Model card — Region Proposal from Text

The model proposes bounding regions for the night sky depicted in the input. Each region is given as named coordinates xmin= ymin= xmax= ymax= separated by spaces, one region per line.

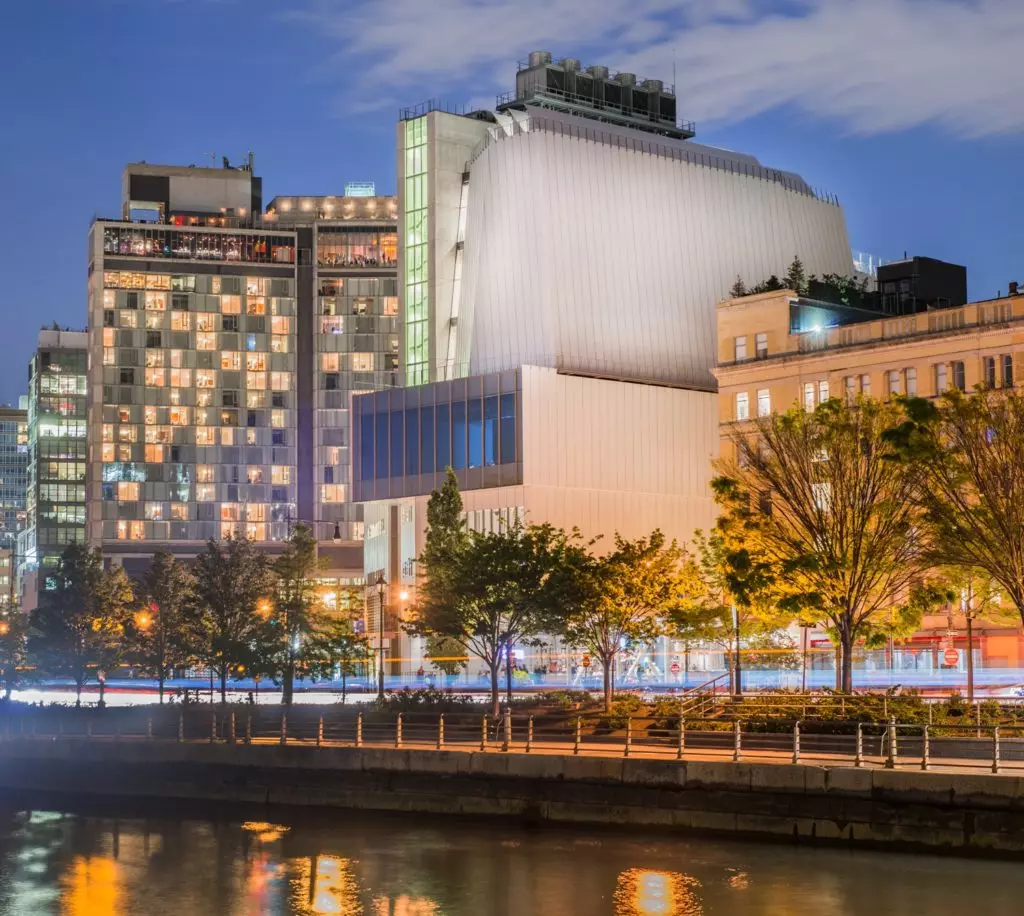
xmin=2 ymin=0 xmax=1021 ymax=404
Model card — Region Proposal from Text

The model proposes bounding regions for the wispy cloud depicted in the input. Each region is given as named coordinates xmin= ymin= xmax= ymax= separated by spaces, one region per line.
xmin=293 ymin=0 xmax=1024 ymax=137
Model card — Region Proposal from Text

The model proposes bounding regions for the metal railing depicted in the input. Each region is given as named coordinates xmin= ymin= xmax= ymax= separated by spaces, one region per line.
xmin=3 ymin=710 xmax=1021 ymax=775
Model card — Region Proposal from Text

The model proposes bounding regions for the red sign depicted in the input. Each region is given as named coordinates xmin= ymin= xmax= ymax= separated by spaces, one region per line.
xmin=581 ymin=655 xmax=591 ymax=669
xmin=670 ymin=662 xmax=681 ymax=674
xmin=943 ymin=648 xmax=960 ymax=666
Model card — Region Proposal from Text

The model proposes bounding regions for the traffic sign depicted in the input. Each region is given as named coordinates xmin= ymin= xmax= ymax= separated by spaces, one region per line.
xmin=582 ymin=655 xmax=591 ymax=669
xmin=943 ymin=648 xmax=960 ymax=666
xmin=670 ymin=661 xmax=681 ymax=674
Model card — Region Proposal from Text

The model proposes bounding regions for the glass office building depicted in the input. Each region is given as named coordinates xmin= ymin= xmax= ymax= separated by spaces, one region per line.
xmin=0 ymin=406 xmax=28 ymax=551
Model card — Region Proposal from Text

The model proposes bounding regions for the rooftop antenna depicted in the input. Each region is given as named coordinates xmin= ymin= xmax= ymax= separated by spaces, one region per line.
xmin=206 ymin=151 xmax=216 ymax=166
xmin=672 ymin=47 xmax=677 ymax=94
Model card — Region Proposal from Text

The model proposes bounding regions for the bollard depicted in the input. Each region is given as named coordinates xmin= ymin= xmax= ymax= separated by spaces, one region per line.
xmin=280 ymin=713 xmax=287 ymax=746
xmin=526 ymin=716 xmax=533 ymax=754
xmin=855 ymin=722 xmax=864 ymax=768
xmin=992 ymin=726 xmax=1001 ymax=774
xmin=395 ymin=713 xmax=403 ymax=749
xmin=921 ymin=725 xmax=930 ymax=771
xmin=677 ymin=718 xmax=685 ymax=760
xmin=502 ymin=709 xmax=512 ymax=752
xmin=574 ymin=717 xmax=581 ymax=756
xmin=885 ymin=716 xmax=897 ymax=769
xmin=792 ymin=721 xmax=801 ymax=765
xmin=229 ymin=711 xmax=236 ymax=746
xmin=624 ymin=717 xmax=632 ymax=758
xmin=210 ymin=711 xmax=216 ymax=744
xmin=316 ymin=715 xmax=323 ymax=748
xmin=177 ymin=714 xmax=183 ymax=743
xmin=356 ymin=712 xmax=363 ymax=748
xmin=883 ymin=696 xmax=888 ymax=721
xmin=732 ymin=721 xmax=742 ymax=763
xmin=246 ymin=714 xmax=252 ymax=746
xmin=481 ymin=715 xmax=488 ymax=752
xmin=437 ymin=714 xmax=445 ymax=750
xmin=976 ymin=701 xmax=982 ymax=739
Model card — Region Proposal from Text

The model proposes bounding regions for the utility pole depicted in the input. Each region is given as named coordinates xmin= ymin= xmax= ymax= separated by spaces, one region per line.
xmin=376 ymin=572 xmax=386 ymax=701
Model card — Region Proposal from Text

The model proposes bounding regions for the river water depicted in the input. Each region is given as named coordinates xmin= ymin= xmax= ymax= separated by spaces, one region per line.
xmin=0 ymin=807 xmax=1019 ymax=915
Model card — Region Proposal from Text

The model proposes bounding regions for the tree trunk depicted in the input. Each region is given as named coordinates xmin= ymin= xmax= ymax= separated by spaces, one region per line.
xmin=734 ymin=628 xmax=743 ymax=698
xmin=505 ymin=654 xmax=513 ymax=706
xmin=283 ymin=658 xmax=294 ymax=707
xmin=602 ymin=655 xmax=613 ymax=713
xmin=489 ymin=661 xmax=501 ymax=718
xmin=834 ymin=645 xmax=842 ymax=691
xmin=75 ymin=680 xmax=83 ymax=709
xmin=219 ymin=666 xmax=228 ymax=704
xmin=966 ymin=615 xmax=975 ymax=704
xmin=158 ymin=672 xmax=165 ymax=705
xmin=98 ymin=680 xmax=106 ymax=708
xmin=840 ymin=630 xmax=854 ymax=693
xmin=341 ymin=669 xmax=347 ymax=704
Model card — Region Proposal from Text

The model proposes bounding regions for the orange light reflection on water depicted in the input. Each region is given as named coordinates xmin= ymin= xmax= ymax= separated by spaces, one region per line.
xmin=61 ymin=856 xmax=123 ymax=916
xmin=613 ymin=868 xmax=703 ymax=916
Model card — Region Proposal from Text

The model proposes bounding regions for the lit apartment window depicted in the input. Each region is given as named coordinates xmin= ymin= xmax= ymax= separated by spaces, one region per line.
xmin=1003 ymin=354 xmax=1014 ymax=387
xmin=247 ymin=371 xmax=267 ymax=390
xmin=952 ymin=361 xmax=966 ymax=391
xmin=322 ymin=353 xmax=340 ymax=372
xmin=197 ymin=332 xmax=217 ymax=350
xmin=757 ymin=389 xmax=771 ymax=417
xmin=271 ymin=466 xmax=291 ymax=485
xmin=170 ymin=368 xmax=192 ymax=388
xmin=221 ymin=428 xmax=235 ymax=446
xmin=144 ymin=291 xmax=167 ymax=311
xmin=803 ymin=383 xmax=815 ymax=413
xmin=196 ymin=427 xmax=215 ymax=446
xmin=352 ymin=353 xmax=374 ymax=372
xmin=905 ymin=367 xmax=917 ymax=396
xmin=246 ymin=353 xmax=266 ymax=371
xmin=735 ymin=392 xmax=749 ymax=420
xmin=860 ymin=374 xmax=871 ymax=396
xmin=171 ymin=503 xmax=188 ymax=521
xmin=221 ymin=351 xmax=240 ymax=371
xmin=247 ymin=278 xmax=267 ymax=296
xmin=935 ymin=363 xmax=948 ymax=393
xmin=169 ymin=407 xmax=190 ymax=426
xmin=103 ymin=328 xmax=115 ymax=347
xmin=145 ymin=503 xmax=164 ymax=521
xmin=196 ymin=314 xmax=215 ymax=332
xmin=844 ymin=376 xmax=856 ymax=404
xmin=271 ymin=316 xmax=291 ymax=335
xmin=322 ymin=484 xmax=345 ymax=503
xmin=221 ymin=295 xmax=241 ymax=314
xmin=984 ymin=356 xmax=997 ymax=389
xmin=171 ymin=312 xmax=191 ymax=331
xmin=818 ymin=380 xmax=829 ymax=403
xmin=247 ymin=297 xmax=266 ymax=315
xmin=755 ymin=333 xmax=768 ymax=358
xmin=144 ymin=444 xmax=164 ymax=463
xmin=271 ymin=336 xmax=289 ymax=353
xmin=196 ymin=370 xmax=216 ymax=388
xmin=888 ymin=370 xmax=901 ymax=396
xmin=117 ymin=481 xmax=140 ymax=502
xmin=734 ymin=336 xmax=747 ymax=361
xmin=270 ymin=372 xmax=291 ymax=391
xmin=271 ymin=409 xmax=286 ymax=428
xmin=101 ymin=443 xmax=115 ymax=461
xmin=197 ymin=484 xmax=215 ymax=502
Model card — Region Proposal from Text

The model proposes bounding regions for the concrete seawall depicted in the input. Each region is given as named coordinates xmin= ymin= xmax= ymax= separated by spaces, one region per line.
xmin=1 ymin=740 xmax=1023 ymax=857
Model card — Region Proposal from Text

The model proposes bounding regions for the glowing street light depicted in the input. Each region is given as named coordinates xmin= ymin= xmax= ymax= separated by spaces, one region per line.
xmin=0 ymin=620 xmax=9 ymax=637
xmin=134 ymin=609 xmax=152 ymax=630
xmin=256 ymin=598 xmax=273 ymax=620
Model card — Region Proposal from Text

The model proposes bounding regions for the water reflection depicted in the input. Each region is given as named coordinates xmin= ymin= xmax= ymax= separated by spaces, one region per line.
xmin=0 ymin=807 xmax=1022 ymax=915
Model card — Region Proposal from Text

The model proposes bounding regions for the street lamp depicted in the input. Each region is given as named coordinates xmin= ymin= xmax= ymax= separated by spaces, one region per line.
xmin=376 ymin=572 xmax=386 ymax=701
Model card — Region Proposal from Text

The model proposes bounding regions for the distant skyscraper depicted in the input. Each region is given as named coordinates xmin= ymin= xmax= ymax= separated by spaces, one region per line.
xmin=18 ymin=329 xmax=87 ymax=610
xmin=0 ymin=406 xmax=28 ymax=550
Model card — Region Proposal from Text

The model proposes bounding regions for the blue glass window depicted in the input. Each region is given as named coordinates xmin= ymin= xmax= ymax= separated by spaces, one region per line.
xmin=360 ymin=411 xmax=374 ymax=481
xmin=247 ymin=334 xmax=257 ymax=352
xmin=390 ymin=411 xmax=404 ymax=478
xmin=405 ymin=408 xmax=419 ymax=476
xmin=421 ymin=406 xmax=434 ymax=474
xmin=468 ymin=398 xmax=483 ymax=468
xmin=436 ymin=404 xmax=450 ymax=470
xmin=375 ymin=412 xmax=389 ymax=480
xmin=484 ymin=396 xmax=498 ymax=466
xmin=452 ymin=400 xmax=467 ymax=470
xmin=500 ymin=394 xmax=516 ymax=465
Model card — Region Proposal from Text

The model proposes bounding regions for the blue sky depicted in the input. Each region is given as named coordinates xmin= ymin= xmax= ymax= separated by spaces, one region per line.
xmin=1 ymin=0 xmax=1021 ymax=403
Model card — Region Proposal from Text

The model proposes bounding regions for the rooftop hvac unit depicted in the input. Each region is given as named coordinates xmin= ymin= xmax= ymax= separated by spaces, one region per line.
xmin=642 ymin=79 xmax=664 ymax=92
xmin=616 ymin=72 xmax=637 ymax=86
xmin=586 ymin=65 xmax=609 ymax=79
xmin=528 ymin=50 xmax=552 ymax=68
xmin=562 ymin=58 xmax=581 ymax=72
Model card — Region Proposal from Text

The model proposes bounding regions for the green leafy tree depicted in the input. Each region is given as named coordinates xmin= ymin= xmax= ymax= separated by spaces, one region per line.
xmin=28 ymin=545 xmax=136 ymax=707
xmin=424 ymin=634 xmax=467 ymax=678
xmin=305 ymin=613 xmax=371 ymax=702
xmin=715 ymin=397 xmax=934 ymax=692
xmin=729 ymin=276 xmax=747 ymax=298
xmin=270 ymin=523 xmax=328 ymax=705
xmin=193 ymin=535 xmax=276 ymax=703
xmin=0 ymin=601 xmax=30 ymax=700
xmin=785 ymin=256 xmax=808 ymax=296
xmin=135 ymin=551 xmax=198 ymax=704
xmin=562 ymin=530 xmax=688 ymax=711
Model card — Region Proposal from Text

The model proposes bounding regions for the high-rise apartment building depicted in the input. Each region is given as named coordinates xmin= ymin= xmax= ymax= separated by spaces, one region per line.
xmin=0 ymin=405 xmax=28 ymax=551
xmin=85 ymin=161 xmax=397 ymax=584
xmin=19 ymin=329 xmax=88 ymax=610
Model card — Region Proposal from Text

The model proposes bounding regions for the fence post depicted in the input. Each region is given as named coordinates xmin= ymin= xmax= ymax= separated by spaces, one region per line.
xmin=976 ymin=701 xmax=982 ymax=739
xmin=677 ymin=718 xmax=685 ymax=760
xmin=792 ymin=721 xmax=801 ymax=765
xmin=280 ymin=713 xmax=287 ymax=746
xmin=526 ymin=716 xmax=533 ymax=754
xmin=210 ymin=711 xmax=216 ymax=744
xmin=317 ymin=716 xmax=323 ymax=749
xmin=624 ymin=717 xmax=632 ymax=758
xmin=732 ymin=721 xmax=742 ymax=763
xmin=574 ymin=717 xmax=581 ymax=756
xmin=395 ymin=713 xmax=403 ymax=749
xmin=480 ymin=715 xmax=488 ymax=752
xmin=855 ymin=723 xmax=863 ymax=768
xmin=502 ymin=709 xmax=511 ymax=752
xmin=921 ymin=725 xmax=930 ymax=771
xmin=885 ymin=716 xmax=897 ymax=769
xmin=992 ymin=726 xmax=1001 ymax=774
xmin=246 ymin=714 xmax=252 ymax=746
xmin=437 ymin=714 xmax=445 ymax=750
xmin=356 ymin=712 xmax=363 ymax=748
xmin=883 ymin=696 xmax=888 ymax=720
xmin=177 ymin=714 xmax=183 ymax=743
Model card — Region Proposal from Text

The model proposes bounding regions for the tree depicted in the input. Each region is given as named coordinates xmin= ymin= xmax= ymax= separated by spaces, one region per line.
xmin=135 ymin=551 xmax=198 ymax=704
xmin=886 ymin=390 xmax=1024 ymax=628
xmin=0 ymin=601 xmax=30 ymax=700
xmin=562 ymin=530 xmax=687 ymax=711
xmin=424 ymin=634 xmax=467 ymax=678
xmin=29 ymin=545 xmax=135 ymax=707
xmin=305 ymin=614 xmax=370 ymax=703
xmin=270 ymin=524 xmax=328 ymax=705
xmin=785 ymin=256 xmax=808 ymax=296
xmin=729 ymin=276 xmax=747 ymax=298
xmin=193 ymin=535 xmax=276 ymax=703
xmin=714 ymin=397 xmax=934 ymax=692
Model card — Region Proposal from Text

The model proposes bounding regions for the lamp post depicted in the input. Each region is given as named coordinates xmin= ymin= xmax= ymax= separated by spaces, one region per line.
xmin=376 ymin=572 xmax=386 ymax=701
